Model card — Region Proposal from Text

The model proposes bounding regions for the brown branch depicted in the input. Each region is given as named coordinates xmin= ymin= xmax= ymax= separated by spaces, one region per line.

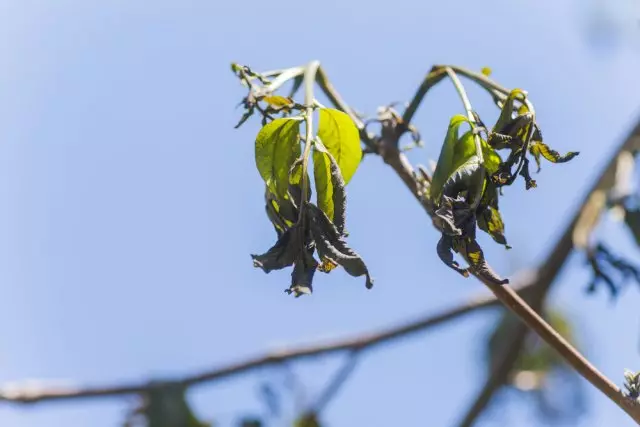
xmin=0 ymin=281 xmax=535 ymax=405
xmin=316 ymin=65 xmax=640 ymax=424
xmin=457 ymin=108 xmax=640 ymax=427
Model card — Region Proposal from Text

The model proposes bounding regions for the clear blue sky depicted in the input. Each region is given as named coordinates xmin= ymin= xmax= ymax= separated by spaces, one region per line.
xmin=0 ymin=0 xmax=639 ymax=426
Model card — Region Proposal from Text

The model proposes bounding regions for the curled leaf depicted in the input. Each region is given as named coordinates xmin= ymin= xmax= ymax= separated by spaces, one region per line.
xmin=286 ymin=242 xmax=318 ymax=297
xmin=313 ymin=137 xmax=347 ymax=234
xmin=437 ymin=234 xmax=469 ymax=277
xmin=457 ymin=237 xmax=509 ymax=285
xmin=529 ymin=138 xmax=580 ymax=172
xmin=251 ymin=226 xmax=301 ymax=273
xmin=307 ymin=204 xmax=373 ymax=289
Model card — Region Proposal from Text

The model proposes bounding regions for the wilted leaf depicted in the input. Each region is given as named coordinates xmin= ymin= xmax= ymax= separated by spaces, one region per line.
xmin=529 ymin=138 xmax=580 ymax=172
xmin=437 ymin=234 xmax=469 ymax=278
xmin=457 ymin=237 xmax=509 ymax=285
xmin=625 ymin=208 xmax=640 ymax=246
xmin=255 ymin=118 xmax=302 ymax=199
xmin=477 ymin=184 xmax=509 ymax=247
xmin=307 ymin=204 xmax=373 ymax=288
xmin=251 ymin=226 xmax=301 ymax=273
xmin=317 ymin=108 xmax=362 ymax=184
xmin=287 ymin=241 xmax=318 ymax=297
xmin=313 ymin=138 xmax=347 ymax=234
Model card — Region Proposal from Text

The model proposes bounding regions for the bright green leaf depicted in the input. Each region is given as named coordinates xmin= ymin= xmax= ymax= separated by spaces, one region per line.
xmin=255 ymin=118 xmax=301 ymax=199
xmin=313 ymin=148 xmax=334 ymax=221
xmin=317 ymin=108 xmax=362 ymax=184
xmin=430 ymin=115 xmax=472 ymax=203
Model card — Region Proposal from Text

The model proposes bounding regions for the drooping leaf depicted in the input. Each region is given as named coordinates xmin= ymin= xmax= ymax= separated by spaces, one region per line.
xmin=430 ymin=115 xmax=473 ymax=203
xmin=317 ymin=108 xmax=362 ymax=184
xmin=625 ymin=208 xmax=640 ymax=246
xmin=478 ymin=206 xmax=508 ymax=247
xmin=313 ymin=137 xmax=347 ymax=234
xmin=477 ymin=183 xmax=509 ymax=247
xmin=307 ymin=204 xmax=373 ymax=289
xmin=457 ymin=237 xmax=509 ymax=285
xmin=255 ymin=118 xmax=302 ymax=198
xmin=286 ymin=241 xmax=318 ymax=297
xmin=437 ymin=234 xmax=469 ymax=278
xmin=529 ymin=138 xmax=580 ymax=172
xmin=251 ymin=226 xmax=301 ymax=273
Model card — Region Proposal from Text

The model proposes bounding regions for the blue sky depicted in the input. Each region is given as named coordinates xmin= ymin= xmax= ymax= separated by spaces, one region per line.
xmin=0 ymin=0 xmax=639 ymax=426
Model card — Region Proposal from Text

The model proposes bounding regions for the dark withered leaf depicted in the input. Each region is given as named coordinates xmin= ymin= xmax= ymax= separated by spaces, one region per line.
xmin=433 ymin=195 xmax=471 ymax=236
xmin=235 ymin=108 xmax=255 ymax=129
xmin=307 ymin=203 xmax=373 ymax=289
xmin=519 ymin=157 xmax=538 ymax=190
xmin=441 ymin=154 xmax=483 ymax=204
xmin=458 ymin=237 xmax=509 ymax=285
xmin=437 ymin=234 xmax=469 ymax=278
xmin=288 ymin=157 xmax=311 ymax=209
xmin=251 ymin=226 xmax=301 ymax=273
xmin=286 ymin=242 xmax=318 ymax=297
xmin=476 ymin=183 xmax=510 ymax=248
xmin=625 ymin=208 xmax=640 ymax=247
xmin=264 ymin=187 xmax=297 ymax=234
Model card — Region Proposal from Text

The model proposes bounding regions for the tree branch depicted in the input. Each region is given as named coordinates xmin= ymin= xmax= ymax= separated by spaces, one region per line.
xmin=457 ymin=106 xmax=640 ymax=427
xmin=0 ymin=281 xmax=535 ymax=405
xmin=315 ymin=65 xmax=640 ymax=424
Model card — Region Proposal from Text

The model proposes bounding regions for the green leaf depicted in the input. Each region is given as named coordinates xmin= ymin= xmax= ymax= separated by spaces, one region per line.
xmin=312 ymin=138 xmax=348 ymax=233
xmin=317 ymin=108 xmax=362 ymax=184
xmin=255 ymin=118 xmax=302 ymax=199
xmin=482 ymin=139 xmax=502 ymax=174
xmin=493 ymin=88 xmax=527 ymax=133
xmin=430 ymin=115 xmax=472 ymax=203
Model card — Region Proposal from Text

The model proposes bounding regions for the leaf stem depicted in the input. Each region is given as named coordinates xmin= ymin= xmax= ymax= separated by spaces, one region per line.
xmin=297 ymin=61 xmax=321 ymax=225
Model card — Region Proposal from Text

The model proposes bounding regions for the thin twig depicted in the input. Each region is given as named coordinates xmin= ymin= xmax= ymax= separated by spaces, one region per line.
xmin=0 ymin=282 xmax=536 ymax=404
